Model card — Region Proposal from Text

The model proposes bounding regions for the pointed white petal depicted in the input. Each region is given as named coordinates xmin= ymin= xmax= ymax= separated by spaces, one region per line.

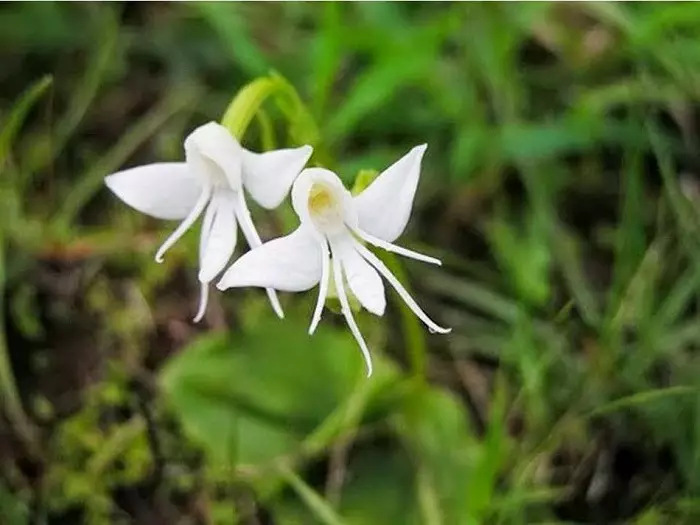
xmin=217 ymin=225 xmax=322 ymax=292
xmin=352 ymin=226 xmax=441 ymax=266
xmin=353 ymin=239 xmax=451 ymax=334
xmin=105 ymin=162 xmax=201 ymax=220
xmin=192 ymin=202 xmax=218 ymax=322
xmin=185 ymin=122 xmax=243 ymax=190
xmin=232 ymin=192 xmax=285 ymax=318
xmin=193 ymin=283 xmax=209 ymax=323
xmin=198 ymin=192 xmax=238 ymax=283
xmin=333 ymin=236 xmax=386 ymax=316
xmin=242 ymin=145 xmax=313 ymax=209
xmin=353 ymin=144 xmax=427 ymax=242
xmin=309 ymin=240 xmax=330 ymax=335
xmin=333 ymin=255 xmax=373 ymax=377
xmin=155 ymin=184 xmax=212 ymax=263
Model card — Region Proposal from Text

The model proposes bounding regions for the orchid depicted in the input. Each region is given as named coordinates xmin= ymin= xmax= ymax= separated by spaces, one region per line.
xmin=105 ymin=121 xmax=313 ymax=322
xmin=217 ymin=145 xmax=451 ymax=376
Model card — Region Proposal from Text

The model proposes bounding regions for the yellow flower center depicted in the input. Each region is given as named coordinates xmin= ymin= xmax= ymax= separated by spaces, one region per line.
xmin=307 ymin=182 xmax=344 ymax=232
xmin=308 ymin=183 xmax=335 ymax=215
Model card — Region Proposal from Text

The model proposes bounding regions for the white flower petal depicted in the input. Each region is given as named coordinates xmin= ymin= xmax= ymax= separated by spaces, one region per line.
xmin=193 ymin=283 xmax=209 ymax=323
xmin=217 ymin=225 xmax=322 ymax=292
xmin=242 ymin=145 xmax=313 ymax=209
xmin=308 ymin=239 xmax=330 ymax=335
xmin=105 ymin=162 xmax=201 ymax=220
xmin=353 ymin=239 xmax=451 ymax=334
xmin=333 ymin=254 xmax=373 ymax=377
xmin=232 ymin=192 xmax=285 ymax=318
xmin=185 ymin=122 xmax=243 ymax=190
xmin=333 ymin=236 xmax=386 ymax=316
xmin=198 ymin=192 xmax=238 ymax=283
xmin=353 ymin=144 xmax=427 ymax=242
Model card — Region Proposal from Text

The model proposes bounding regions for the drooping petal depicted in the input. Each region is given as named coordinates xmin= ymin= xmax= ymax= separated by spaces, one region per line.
xmin=192 ymin=200 xmax=218 ymax=323
xmin=232 ymin=192 xmax=285 ymax=318
xmin=332 ymin=255 xmax=373 ymax=377
xmin=155 ymin=184 xmax=212 ymax=263
xmin=353 ymin=144 xmax=427 ymax=242
xmin=308 ymin=239 xmax=330 ymax=335
xmin=217 ymin=225 xmax=323 ymax=292
xmin=353 ymin=239 xmax=451 ymax=334
xmin=184 ymin=122 xmax=243 ymax=191
xmin=332 ymin=236 xmax=386 ymax=316
xmin=242 ymin=145 xmax=313 ymax=209
xmin=105 ymin=162 xmax=201 ymax=220
xmin=198 ymin=191 xmax=238 ymax=283
xmin=352 ymin=226 xmax=441 ymax=266
xmin=193 ymin=283 xmax=209 ymax=323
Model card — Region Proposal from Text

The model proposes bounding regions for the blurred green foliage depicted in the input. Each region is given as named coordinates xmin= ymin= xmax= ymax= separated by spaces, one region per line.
xmin=3 ymin=2 xmax=700 ymax=524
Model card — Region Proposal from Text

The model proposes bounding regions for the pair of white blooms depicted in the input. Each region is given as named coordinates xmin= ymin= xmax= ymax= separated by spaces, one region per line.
xmin=105 ymin=122 xmax=449 ymax=376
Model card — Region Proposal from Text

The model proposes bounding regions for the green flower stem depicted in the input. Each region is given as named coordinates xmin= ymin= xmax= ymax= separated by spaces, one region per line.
xmin=221 ymin=76 xmax=280 ymax=140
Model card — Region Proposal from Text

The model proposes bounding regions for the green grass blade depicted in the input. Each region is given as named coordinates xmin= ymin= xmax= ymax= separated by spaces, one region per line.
xmin=0 ymin=75 xmax=53 ymax=166
xmin=55 ymin=86 xmax=199 ymax=229
xmin=277 ymin=466 xmax=348 ymax=525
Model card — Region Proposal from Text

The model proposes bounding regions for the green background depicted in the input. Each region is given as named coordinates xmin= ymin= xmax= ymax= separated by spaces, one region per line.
xmin=2 ymin=2 xmax=700 ymax=524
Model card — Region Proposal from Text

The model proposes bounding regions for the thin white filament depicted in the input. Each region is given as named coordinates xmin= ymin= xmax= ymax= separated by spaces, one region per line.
xmin=352 ymin=227 xmax=441 ymax=266
xmin=193 ymin=200 xmax=218 ymax=323
xmin=193 ymin=283 xmax=209 ymax=323
xmin=309 ymin=239 xmax=330 ymax=335
xmin=332 ymin=250 xmax=374 ymax=377
xmin=155 ymin=184 xmax=212 ymax=263
xmin=234 ymin=191 xmax=284 ymax=319
xmin=198 ymin=197 xmax=218 ymax=259
xmin=353 ymin=239 xmax=451 ymax=334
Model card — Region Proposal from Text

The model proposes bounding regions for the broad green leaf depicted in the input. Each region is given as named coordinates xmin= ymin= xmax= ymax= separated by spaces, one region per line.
xmin=160 ymin=316 xmax=373 ymax=466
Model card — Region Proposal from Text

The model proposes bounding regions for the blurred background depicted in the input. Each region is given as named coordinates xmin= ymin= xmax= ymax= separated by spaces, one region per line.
xmin=2 ymin=2 xmax=700 ymax=524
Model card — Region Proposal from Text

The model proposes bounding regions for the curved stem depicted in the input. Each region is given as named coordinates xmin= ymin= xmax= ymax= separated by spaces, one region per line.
xmin=0 ymin=234 xmax=39 ymax=455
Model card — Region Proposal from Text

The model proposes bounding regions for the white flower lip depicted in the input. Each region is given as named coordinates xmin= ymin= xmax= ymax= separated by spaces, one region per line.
xmin=218 ymin=144 xmax=451 ymax=377
xmin=104 ymin=121 xmax=313 ymax=322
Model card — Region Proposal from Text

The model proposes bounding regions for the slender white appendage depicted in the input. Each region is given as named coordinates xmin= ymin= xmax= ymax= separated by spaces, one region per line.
xmin=332 ymin=250 xmax=373 ymax=377
xmin=193 ymin=201 xmax=217 ymax=323
xmin=235 ymin=192 xmax=284 ymax=319
xmin=353 ymin=239 xmax=451 ymax=334
xmin=309 ymin=240 xmax=330 ymax=335
xmin=156 ymin=184 xmax=212 ymax=263
xmin=352 ymin=227 xmax=442 ymax=266
xmin=193 ymin=283 xmax=209 ymax=323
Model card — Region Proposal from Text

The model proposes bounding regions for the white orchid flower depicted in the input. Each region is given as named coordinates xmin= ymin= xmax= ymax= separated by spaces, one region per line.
xmin=217 ymin=145 xmax=451 ymax=376
xmin=105 ymin=121 xmax=313 ymax=322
